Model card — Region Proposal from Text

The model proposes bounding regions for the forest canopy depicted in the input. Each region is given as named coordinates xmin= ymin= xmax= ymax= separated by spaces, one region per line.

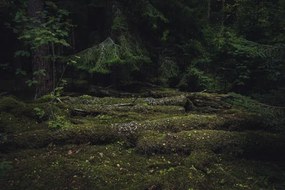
xmin=0 ymin=0 xmax=284 ymax=99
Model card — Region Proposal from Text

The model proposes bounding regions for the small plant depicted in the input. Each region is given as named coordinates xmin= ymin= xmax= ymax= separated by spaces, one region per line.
xmin=52 ymin=79 xmax=67 ymax=98
xmin=33 ymin=107 xmax=45 ymax=120
xmin=48 ymin=115 xmax=68 ymax=130
xmin=25 ymin=69 xmax=46 ymax=87
xmin=15 ymin=68 xmax=27 ymax=76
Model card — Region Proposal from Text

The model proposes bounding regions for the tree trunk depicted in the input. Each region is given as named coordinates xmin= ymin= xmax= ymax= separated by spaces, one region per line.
xmin=207 ymin=0 xmax=211 ymax=20
xmin=27 ymin=0 xmax=52 ymax=98
xmin=221 ymin=0 xmax=225 ymax=27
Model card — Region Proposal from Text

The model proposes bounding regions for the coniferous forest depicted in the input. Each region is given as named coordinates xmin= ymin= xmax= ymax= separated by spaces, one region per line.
xmin=0 ymin=0 xmax=285 ymax=189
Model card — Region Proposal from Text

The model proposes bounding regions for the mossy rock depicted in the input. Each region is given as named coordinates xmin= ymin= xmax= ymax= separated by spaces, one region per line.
xmin=184 ymin=150 xmax=220 ymax=170
xmin=144 ymin=95 xmax=188 ymax=106
xmin=186 ymin=92 xmax=232 ymax=112
xmin=0 ymin=112 xmax=44 ymax=134
xmin=0 ymin=96 xmax=56 ymax=120
xmin=1 ymin=91 xmax=285 ymax=189
xmin=112 ymin=112 xmax=265 ymax=134
xmin=0 ymin=125 xmax=120 ymax=151
xmin=145 ymin=87 xmax=185 ymax=98
xmin=0 ymin=97 xmax=26 ymax=115
xmin=136 ymin=130 xmax=285 ymax=159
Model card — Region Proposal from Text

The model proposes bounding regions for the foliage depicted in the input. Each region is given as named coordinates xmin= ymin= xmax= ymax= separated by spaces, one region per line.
xmin=158 ymin=55 xmax=179 ymax=86
xmin=48 ymin=115 xmax=68 ymax=130
xmin=51 ymin=79 xmax=67 ymax=98
xmin=200 ymin=26 xmax=285 ymax=92
xmin=25 ymin=69 xmax=46 ymax=87
xmin=178 ymin=66 xmax=222 ymax=92
xmin=74 ymin=35 xmax=151 ymax=75
xmin=11 ymin=1 xmax=73 ymax=92
xmin=13 ymin=1 xmax=72 ymax=50
xmin=1 ymin=0 xmax=285 ymax=95
xmin=33 ymin=107 xmax=45 ymax=120
xmin=74 ymin=38 xmax=120 ymax=74
xmin=141 ymin=0 xmax=168 ymax=30
xmin=111 ymin=8 xmax=128 ymax=31
xmin=72 ymin=3 xmax=151 ymax=78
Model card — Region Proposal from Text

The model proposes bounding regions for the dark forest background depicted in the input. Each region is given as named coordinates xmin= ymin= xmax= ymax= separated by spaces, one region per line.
xmin=0 ymin=0 xmax=284 ymax=103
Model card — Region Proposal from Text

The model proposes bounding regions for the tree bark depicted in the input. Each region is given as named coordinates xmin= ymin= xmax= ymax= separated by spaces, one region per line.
xmin=207 ymin=0 xmax=211 ymax=20
xmin=221 ymin=0 xmax=225 ymax=27
xmin=27 ymin=0 xmax=53 ymax=98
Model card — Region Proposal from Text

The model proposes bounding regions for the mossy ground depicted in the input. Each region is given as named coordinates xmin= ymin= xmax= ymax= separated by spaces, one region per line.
xmin=1 ymin=90 xmax=285 ymax=189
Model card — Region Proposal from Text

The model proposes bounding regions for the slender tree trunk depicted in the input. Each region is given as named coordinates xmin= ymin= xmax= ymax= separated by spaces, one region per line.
xmin=27 ymin=0 xmax=52 ymax=98
xmin=221 ymin=0 xmax=225 ymax=27
xmin=207 ymin=0 xmax=211 ymax=20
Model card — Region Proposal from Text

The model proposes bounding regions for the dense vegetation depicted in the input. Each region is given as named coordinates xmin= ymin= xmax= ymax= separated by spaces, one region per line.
xmin=0 ymin=0 xmax=284 ymax=97
xmin=0 ymin=0 xmax=285 ymax=189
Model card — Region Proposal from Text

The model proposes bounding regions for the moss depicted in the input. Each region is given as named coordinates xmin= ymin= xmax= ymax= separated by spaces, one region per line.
xmin=0 ymin=112 xmax=44 ymax=134
xmin=0 ymin=144 xmax=185 ymax=190
xmin=145 ymin=87 xmax=184 ymax=98
xmin=186 ymin=92 xmax=232 ymax=112
xmin=124 ymin=112 xmax=265 ymax=133
xmin=144 ymin=95 xmax=188 ymax=106
xmin=0 ymin=124 xmax=121 ymax=151
xmin=224 ymin=93 xmax=285 ymax=130
xmin=1 ymin=144 xmax=284 ymax=190
xmin=66 ymin=96 xmax=145 ymax=105
xmin=140 ymin=114 xmax=222 ymax=132
xmin=184 ymin=150 xmax=219 ymax=170
xmin=0 ymin=96 xmax=59 ymax=121
xmin=0 ymin=97 xmax=26 ymax=115
xmin=205 ymin=160 xmax=285 ymax=190
xmin=1 ymin=91 xmax=285 ymax=189
xmin=136 ymin=130 xmax=285 ymax=158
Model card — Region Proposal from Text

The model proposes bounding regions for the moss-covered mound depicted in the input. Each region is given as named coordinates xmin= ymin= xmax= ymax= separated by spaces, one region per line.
xmin=1 ymin=91 xmax=285 ymax=189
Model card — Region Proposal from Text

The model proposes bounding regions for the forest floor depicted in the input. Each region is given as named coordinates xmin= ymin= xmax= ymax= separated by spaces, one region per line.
xmin=1 ymin=87 xmax=285 ymax=190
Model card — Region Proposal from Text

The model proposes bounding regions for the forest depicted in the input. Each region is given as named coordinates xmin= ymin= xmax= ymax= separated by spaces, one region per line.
xmin=0 ymin=0 xmax=285 ymax=189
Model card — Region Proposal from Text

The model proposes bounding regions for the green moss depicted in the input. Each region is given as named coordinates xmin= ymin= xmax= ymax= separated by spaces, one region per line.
xmin=123 ymin=112 xmax=264 ymax=133
xmin=144 ymin=95 xmax=188 ymax=106
xmin=136 ymin=130 xmax=285 ymax=158
xmin=0 ymin=144 xmax=183 ymax=190
xmin=186 ymin=92 xmax=232 ymax=112
xmin=0 ymin=112 xmax=43 ymax=133
xmin=184 ymin=150 xmax=219 ymax=170
xmin=1 ymin=124 xmax=121 ymax=150
xmin=224 ymin=93 xmax=285 ymax=130
xmin=0 ymin=97 xmax=27 ymax=115
xmin=0 ymin=96 xmax=60 ymax=120
xmin=1 ymin=144 xmax=284 ymax=190
xmin=140 ymin=114 xmax=222 ymax=132
xmin=1 ymin=91 xmax=285 ymax=189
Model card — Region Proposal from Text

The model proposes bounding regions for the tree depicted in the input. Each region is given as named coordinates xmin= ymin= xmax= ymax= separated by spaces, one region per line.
xmin=27 ymin=0 xmax=51 ymax=98
xmin=207 ymin=0 xmax=211 ymax=20
xmin=13 ymin=0 xmax=72 ymax=98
